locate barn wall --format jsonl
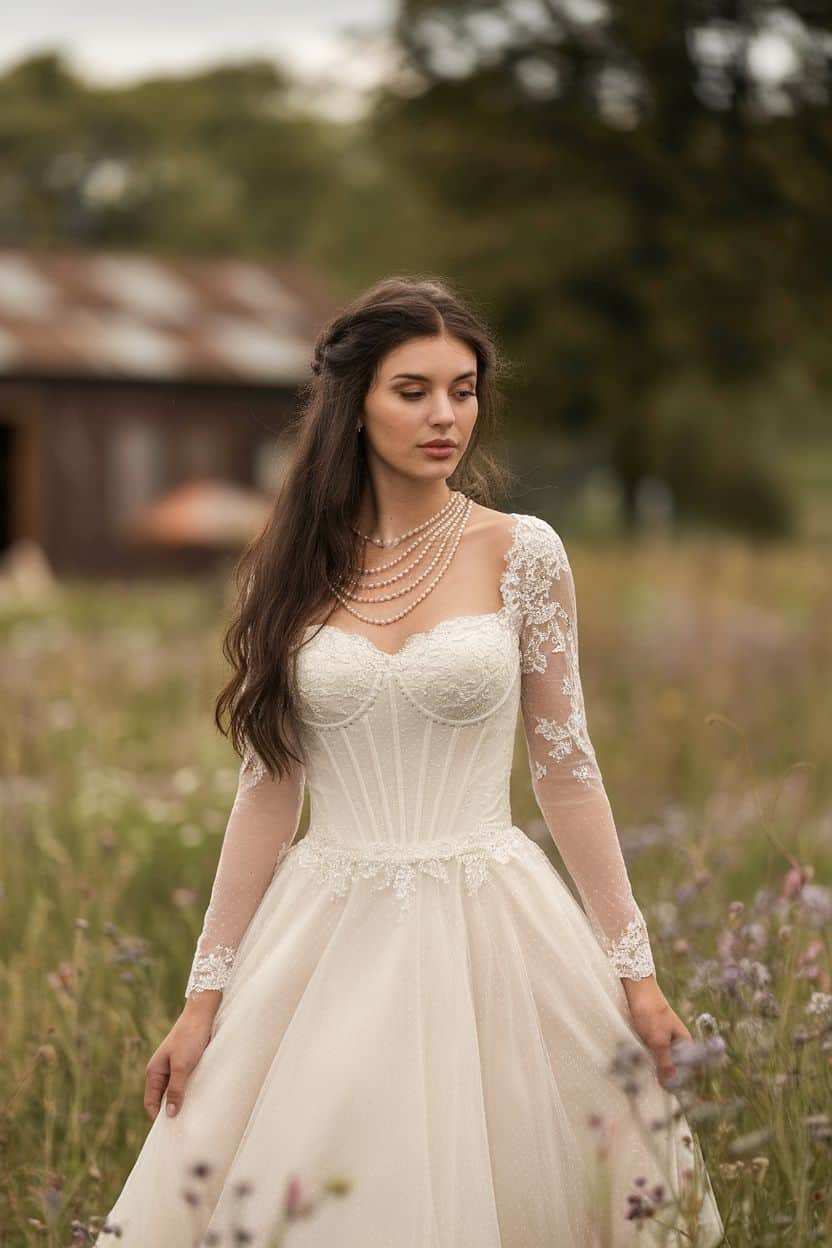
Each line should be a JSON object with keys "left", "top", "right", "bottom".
{"left": 0, "top": 376, "right": 295, "bottom": 577}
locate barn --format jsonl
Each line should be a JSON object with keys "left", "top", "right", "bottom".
{"left": 0, "top": 249, "right": 337, "bottom": 577}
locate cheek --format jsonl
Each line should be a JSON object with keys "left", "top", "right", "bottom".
{"left": 374, "top": 403, "right": 422, "bottom": 444}
{"left": 461, "top": 402, "right": 478, "bottom": 437}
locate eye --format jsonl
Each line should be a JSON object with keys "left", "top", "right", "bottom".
{"left": 399, "top": 388, "right": 475, "bottom": 401}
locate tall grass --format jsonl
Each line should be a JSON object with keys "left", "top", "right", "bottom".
{"left": 1, "top": 535, "right": 830, "bottom": 1246}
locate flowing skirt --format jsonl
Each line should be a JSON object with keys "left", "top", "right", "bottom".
{"left": 94, "top": 828, "right": 725, "bottom": 1247}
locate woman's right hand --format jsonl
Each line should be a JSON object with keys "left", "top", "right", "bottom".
{"left": 144, "top": 992, "right": 221, "bottom": 1121}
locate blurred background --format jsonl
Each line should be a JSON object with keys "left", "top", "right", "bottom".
{"left": 1, "top": 0, "right": 831, "bottom": 583}
{"left": 1, "top": 4, "right": 831, "bottom": 1245}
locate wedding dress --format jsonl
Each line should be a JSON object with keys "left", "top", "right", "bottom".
{"left": 95, "top": 512, "right": 724, "bottom": 1248}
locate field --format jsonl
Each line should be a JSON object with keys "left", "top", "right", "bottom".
{"left": 1, "top": 534, "right": 830, "bottom": 1246}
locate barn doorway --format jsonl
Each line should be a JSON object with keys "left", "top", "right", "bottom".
{"left": 0, "top": 421, "right": 15, "bottom": 552}
{"left": 0, "top": 414, "right": 39, "bottom": 557}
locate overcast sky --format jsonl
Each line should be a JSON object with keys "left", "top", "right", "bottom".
{"left": 0, "top": 2, "right": 398, "bottom": 118}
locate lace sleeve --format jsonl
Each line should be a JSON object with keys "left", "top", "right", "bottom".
{"left": 185, "top": 742, "right": 306, "bottom": 998}
{"left": 511, "top": 515, "right": 655, "bottom": 982}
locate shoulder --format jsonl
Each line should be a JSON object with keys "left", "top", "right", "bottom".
{"left": 468, "top": 504, "right": 573, "bottom": 605}
{"left": 469, "top": 503, "right": 564, "bottom": 562}
{"left": 496, "top": 511, "right": 576, "bottom": 623}
{"left": 505, "top": 512, "right": 570, "bottom": 574}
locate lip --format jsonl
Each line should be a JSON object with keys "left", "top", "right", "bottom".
{"left": 419, "top": 441, "right": 457, "bottom": 448}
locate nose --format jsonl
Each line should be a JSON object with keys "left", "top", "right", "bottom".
{"left": 428, "top": 394, "right": 457, "bottom": 427}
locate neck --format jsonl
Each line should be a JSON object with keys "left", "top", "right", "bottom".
{"left": 355, "top": 482, "right": 456, "bottom": 543}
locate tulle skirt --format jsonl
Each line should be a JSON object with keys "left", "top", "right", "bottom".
{"left": 94, "top": 828, "right": 725, "bottom": 1247}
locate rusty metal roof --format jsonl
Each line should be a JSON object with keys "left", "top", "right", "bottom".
{"left": 0, "top": 248, "right": 336, "bottom": 384}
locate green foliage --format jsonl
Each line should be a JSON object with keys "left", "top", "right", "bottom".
{"left": 0, "top": 10, "right": 831, "bottom": 532}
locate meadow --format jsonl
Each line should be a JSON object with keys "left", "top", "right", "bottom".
{"left": 1, "top": 533, "right": 830, "bottom": 1246}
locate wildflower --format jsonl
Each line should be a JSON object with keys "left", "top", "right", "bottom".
{"left": 752, "top": 887, "right": 775, "bottom": 914}
{"left": 805, "top": 992, "right": 832, "bottom": 1023}
{"left": 283, "top": 1175, "right": 317, "bottom": 1220}
{"left": 609, "top": 1041, "right": 647, "bottom": 1097}
{"left": 728, "top": 1127, "right": 773, "bottom": 1157}
{"left": 671, "top": 1036, "right": 728, "bottom": 1072}
{"left": 751, "top": 989, "right": 781, "bottom": 1018}
{"left": 693, "top": 1012, "right": 720, "bottom": 1039}
{"left": 805, "top": 1114, "right": 832, "bottom": 1142}
{"left": 799, "top": 884, "right": 832, "bottom": 927}
{"left": 745, "top": 921, "right": 769, "bottom": 952}
{"left": 624, "top": 1176, "right": 671, "bottom": 1222}
{"left": 796, "top": 940, "right": 824, "bottom": 981}
{"left": 321, "top": 1176, "right": 352, "bottom": 1197}
{"left": 780, "top": 864, "right": 813, "bottom": 899}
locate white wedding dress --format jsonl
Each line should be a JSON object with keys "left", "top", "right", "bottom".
{"left": 95, "top": 513, "right": 724, "bottom": 1248}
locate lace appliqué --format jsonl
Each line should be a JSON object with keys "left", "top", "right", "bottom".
{"left": 295, "top": 613, "right": 517, "bottom": 729}
{"left": 239, "top": 742, "right": 268, "bottom": 791}
{"left": 532, "top": 710, "right": 600, "bottom": 788}
{"left": 502, "top": 515, "right": 601, "bottom": 788}
{"left": 499, "top": 515, "right": 568, "bottom": 676}
{"left": 589, "top": 910, "right": 655, "bottom": 981}
{"left": 285, "top": 824, "right": 535, "bottom": 921}
{"left": 186, "top": 945, "right": 236, "bottom": 996}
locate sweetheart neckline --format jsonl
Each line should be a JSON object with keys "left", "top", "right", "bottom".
{"left": 301, "top": 605, "right": 516, "bottom": 661}
{"left": 300, "top": 513, "right": 523, "bottom": 661}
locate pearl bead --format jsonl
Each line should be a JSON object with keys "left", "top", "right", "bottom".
{"left": 327, "top": 494, "right": 473, "bottom": 626}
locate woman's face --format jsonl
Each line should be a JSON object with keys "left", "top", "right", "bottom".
{"left": 361, "top": 333, "right": 478, "bottom": 480}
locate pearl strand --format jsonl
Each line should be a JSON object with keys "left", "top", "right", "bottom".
{"left": 352, "top": 495, "right": 467, "bottom": 589}
{"left": 329, "top": 495, "right": 473, "bottom": 626}
{"left": 350, "top": 490, "right": 459, "bottom": 549}
{"left": 342, "top": 510, "right": 461, "bottom": 604}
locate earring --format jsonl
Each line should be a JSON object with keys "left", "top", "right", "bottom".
{"left": 356, "top": 422, "right": 363, "bottom": 431}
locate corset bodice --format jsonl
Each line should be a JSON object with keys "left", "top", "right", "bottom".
{"left": 294, "top": 607, "right": 522, "bottom": 848}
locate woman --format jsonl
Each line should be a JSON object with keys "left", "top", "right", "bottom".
{"left": 95, "top": 276, "right": 725, "bottom": 1247}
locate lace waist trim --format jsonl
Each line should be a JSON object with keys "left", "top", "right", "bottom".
{"left": 278, "top": 822, "right": 535, "bottom": 918}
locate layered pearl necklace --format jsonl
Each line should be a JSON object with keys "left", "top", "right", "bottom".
{"left": 327, "top": 490, "right": 473, "bottom": 626}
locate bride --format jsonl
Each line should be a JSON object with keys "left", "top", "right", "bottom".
{"left": 95, "top": 275, "right": 725, "bottom": 1246}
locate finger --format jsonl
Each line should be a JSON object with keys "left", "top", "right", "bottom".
{"left": 164, "top": 1061, "right": 189, "bottom": 1118}
{"left": 144, "top": 1060, "right": 170, "bottom": 1120}
{"left": 652, "top": 1041, "right": 675, "bottom": 1087}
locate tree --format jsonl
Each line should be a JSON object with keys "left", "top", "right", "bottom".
{"left": 369, "top": 1, "right": 832, "bottom": 531}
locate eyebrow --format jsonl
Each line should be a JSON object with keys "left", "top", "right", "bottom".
{"left": 390, "top": 371, "right": 477, "bottom": 382}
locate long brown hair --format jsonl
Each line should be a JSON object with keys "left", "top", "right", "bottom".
{"left": 214, "top": 274, "right": 514, "bottom": 780}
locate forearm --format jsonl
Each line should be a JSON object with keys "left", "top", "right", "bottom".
{"left": 185, "top": 832, "right": 294, "bottom": 997}
{"left": 183, "top": 986, "right": 223, "bottom": 1021}
{"left": 185, "top": 754, "right": 305, "bottom": 999}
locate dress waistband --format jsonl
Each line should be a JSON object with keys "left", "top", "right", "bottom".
{"left": 297, "top": 820, "right": 524, "bottom": 863}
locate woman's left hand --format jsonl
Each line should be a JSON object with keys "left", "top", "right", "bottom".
{"left": 621, "top": 976, "right": 692, "bottom": 1088}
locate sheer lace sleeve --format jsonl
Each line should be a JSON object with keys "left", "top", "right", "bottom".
{"left": 510, "top": 515, "right": 655, "bottom": 982}
{"left": 185, "top": 743, "right": 306, "bottom": 998}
